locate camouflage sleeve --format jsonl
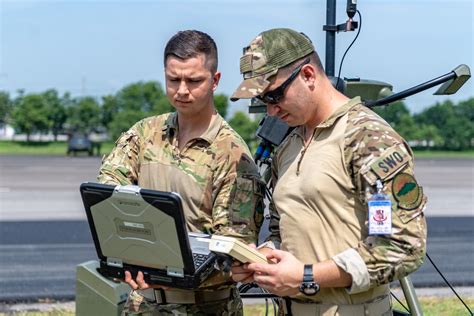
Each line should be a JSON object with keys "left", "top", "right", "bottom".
{"left": 339, "top": 107, "right": 427, "bottom": 290}
{"left": 97, "top": 123, "right": 142, "bottom": 185}
{"left": 210, "top": 141, "right": 265, "bottom": 244}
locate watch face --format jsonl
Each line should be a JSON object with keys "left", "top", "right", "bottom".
{"left": 299, "top": 282, "right": 320, "bottom": 296}
{"left": 303, "top": 286, "right": 318, "bottom": 295}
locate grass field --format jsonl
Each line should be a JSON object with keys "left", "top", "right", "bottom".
{"left": 1, "top": 297, "right": 473, "bottom": 316}
{"left": 0, "top": 141, "right": 115, "bottom": 156}
{"left": 412, "top": 150, "right": 474, "bottom": 158}
{"left": 0, "top": 140, "right": 473, "bottom": 158}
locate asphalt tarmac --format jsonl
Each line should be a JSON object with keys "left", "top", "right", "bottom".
{"left": 0, "top": 155, "right": 473, "bottom": 301}
{"left": 1, "top": 155, "right": 472, "bottom": 221}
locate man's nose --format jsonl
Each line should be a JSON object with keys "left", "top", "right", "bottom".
{"left": 177, "top": 80, "right": 189, "bottom": 95}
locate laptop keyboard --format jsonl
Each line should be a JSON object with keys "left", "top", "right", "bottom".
{"left": 192, "top": 253, "right": 208, "bottom": 269}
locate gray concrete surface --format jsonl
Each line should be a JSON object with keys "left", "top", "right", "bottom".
{"left": 1, "top": 217, "right": 472, "bottom": 301}
{"left": 1, "top": 155, "right": 472, "bottom": 220}
{"left": 0, "top": 155, "right": 101, "bottom": 221}
{"left": 0, "top": 155, "right": 473, "bottom": 306}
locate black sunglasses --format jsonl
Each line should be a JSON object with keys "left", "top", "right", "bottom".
{"left": 257, "top": 58, "right": 310, "bottom": 105}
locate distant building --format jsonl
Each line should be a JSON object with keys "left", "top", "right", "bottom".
{"left": 0, "top": 124, "right": 14, "bottom": 140}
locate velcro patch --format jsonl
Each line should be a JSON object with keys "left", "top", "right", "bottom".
{"left": 370, "top": 145, "right": 410, "bottom": 181}
{"left": 392, "top": 173, "right": 423, "bottom": 210}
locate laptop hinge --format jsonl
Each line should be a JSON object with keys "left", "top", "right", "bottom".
{"left": 115, "top": 184, "right": 141, "bottom": 195}
{"left": 107, "top": 257, "right": 123, "bottom": 268}
{"left": 167, "top": 267, "right": 184, "bottom": 278}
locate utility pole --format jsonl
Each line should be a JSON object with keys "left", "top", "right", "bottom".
{"left": 325, "top": 0, "right": 337, "bottom": 77}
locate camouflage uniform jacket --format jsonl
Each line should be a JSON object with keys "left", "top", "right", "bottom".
{"left": 266, "top": 97, "right": 427, "bottom": 304}
{"left": 98, "top": 112, "right": 264, "bottom": 289}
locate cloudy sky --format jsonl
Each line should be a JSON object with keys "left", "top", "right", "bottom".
{"left": 1, "top": 0, "right": 472, "bottom": 115}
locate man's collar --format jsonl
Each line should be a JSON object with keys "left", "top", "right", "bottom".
{"left": 162, "top": 112, "right": 223, "bottom": 144}
{"left": 317, "top": 96, "right": 361, "bottom": 128}
{"left": 293, "top": 96, "right": 362, "bottom": 138}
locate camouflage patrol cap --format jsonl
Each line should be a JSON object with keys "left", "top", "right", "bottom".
{"left": 230, "top": 28, "right": 314, "bottom": 102}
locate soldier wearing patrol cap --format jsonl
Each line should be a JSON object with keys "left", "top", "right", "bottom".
{"left": 98, "top": 30, "right": 265, "bottom": 315}
{"left": 231, "top": 28, "right": 427, "bottom": 315}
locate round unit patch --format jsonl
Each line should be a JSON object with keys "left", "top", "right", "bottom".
{"left": 392, "top": 173, "right": 422, "bottom": 210}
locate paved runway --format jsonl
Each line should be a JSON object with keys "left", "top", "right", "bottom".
{"left": 1, "top": 155, "right": 472, "bottom": 221}
{"left": 0, "top": 155, "right": 473, "bottom": 301}
{"left": 0, "top": 217, "right": 472, "bottom": 301}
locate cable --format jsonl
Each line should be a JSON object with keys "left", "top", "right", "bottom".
{"left": 336, "top": 10, "right": 362, "bottom": 90}
{"left": 391, "top": 253, "right": 473, "bottom": 315}
{"left": 390, "top": 291, "right": 410, "bottom": 313}
{"left": 238, "top": 283, "right": 279, "bottom": 316}
{"left": 426, "top": 253, "right": 473, "bottom": 315}
{"left": 261, "top": 287, "right": 278, "bottom": 316}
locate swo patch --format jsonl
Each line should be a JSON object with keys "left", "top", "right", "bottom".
{"left": 392, "top": 173, "right": 423, "bottom": 210}
{"left": 370, "top": 144, "right": 410, "bottom": 181}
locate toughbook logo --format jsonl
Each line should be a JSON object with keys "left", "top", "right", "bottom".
{"left": 118, "top": 200, "right": 140, "bottom": 207}
{"left": 114, "top": 219, "right": 156, "bottom": 241}
{"left": 118, "top": 225, "right": 152, "bottom": 236}
{"left": 118, "top": 221, "right": 151, "bottom": 235}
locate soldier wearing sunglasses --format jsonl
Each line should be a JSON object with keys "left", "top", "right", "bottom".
{"left": 230, "top": 28, "right": 427, "bottom": 315}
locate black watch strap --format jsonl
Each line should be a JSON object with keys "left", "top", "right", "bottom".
{"left": 299, "top": 264, "right": 320, "bottom": 296}
{"left": 303, "top": 264, "right": 314, "bottom": 282}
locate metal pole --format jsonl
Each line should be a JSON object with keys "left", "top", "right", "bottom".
{"left": 325, "top": 0, "right": 336, "bottom": 76}
{"left": 399, "top": 276, "right": 424, "bottom": 316}
{"left": 365, "top": 71, "right": 456, "bottom": 107}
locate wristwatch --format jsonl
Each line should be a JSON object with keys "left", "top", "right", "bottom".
{"left": 298, "top": 264, "right": 320, "bottom": 296}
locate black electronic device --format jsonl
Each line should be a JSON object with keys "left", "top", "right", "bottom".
{"left": 80, "top": 182, "right": 217, "bottom": 289}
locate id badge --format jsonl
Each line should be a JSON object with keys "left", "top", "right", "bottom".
{"left": 368, "top": 199, "right": 392, "bottom": 235}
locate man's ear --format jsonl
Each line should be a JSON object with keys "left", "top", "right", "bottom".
{"left": 301, "top": 64, "right": 316, "bottom": 86}
{"left": 212, "top": 71, "right": 222, "bottom": 92}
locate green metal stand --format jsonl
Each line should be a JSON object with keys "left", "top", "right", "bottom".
{"left": 400, "top": 276, "right": 423, "bottom": 316}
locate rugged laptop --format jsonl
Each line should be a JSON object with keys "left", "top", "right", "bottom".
{"left": 80, "top": 182, "right": 217, "bottom": 289}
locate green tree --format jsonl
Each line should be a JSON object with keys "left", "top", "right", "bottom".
{"left": 415, "top": 100, "right": 471, "bottom": 150}
{"left": 395, "top": 113, "right": 418, "bottom": 141}
{"left": 117, "top": 81, "right": 165, "bottom": 113}
{"left": 108, "top": 110, "right": 147, "bottom": 142}
{"left": 103, "top": 81, "right": 168, "bottom": 140}
{"left": 456, "top": 98, "right": 474, "bottom": 147}
{"left": 214, "top": 93, "right": 228, "bottom": 118}
{"left": 67, "top": 97, "right": 101, "bottom": 135}
{"left": 0, "top": 91, "right": 11, "bottom": 125}
{"left": 11, "top": 93, "right": 50, "bottom": 141}
{"left": 101, "top": 94, "right": 120, "bottom": 130}
{"left": 228, "top": 111, "right": 260, "bottom": 150}
{"left": 42, "top": 89, "right": 67, "bottom": 141}
{"left": 457, "top": 97, "right": 474, "bottom": 121}
{"left": 415, "top": 124, "right": 443, "bottom": 147}
{"left": 373, "top": 101, "right": 410, "bottom": 127}
{"left": 150, "top": 97, "right": 173, "bottom": 116}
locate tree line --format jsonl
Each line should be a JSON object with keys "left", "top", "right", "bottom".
{"left": 0, "top": 81, "right": 259, "bottom": 147}
{"left": 373, "top": 99, "right": 473, "bottom": 150}
{"left": 0, "top": 81, "right": 472, "bottom": 150}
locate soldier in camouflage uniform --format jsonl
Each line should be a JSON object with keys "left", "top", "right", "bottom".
{"left": 230, "top": 28, "right": 427, "bottom": 315}
{"left": 98, "top": 30, "right": 264, "bottom": 315}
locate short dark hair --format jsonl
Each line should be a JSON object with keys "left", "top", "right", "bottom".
{"left": 164, "top": 30, "right": 218, "bottom": 73}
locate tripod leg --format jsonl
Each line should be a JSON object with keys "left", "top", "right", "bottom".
{"left": 400, "top": 275, "right": 423, "bottom": 316}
